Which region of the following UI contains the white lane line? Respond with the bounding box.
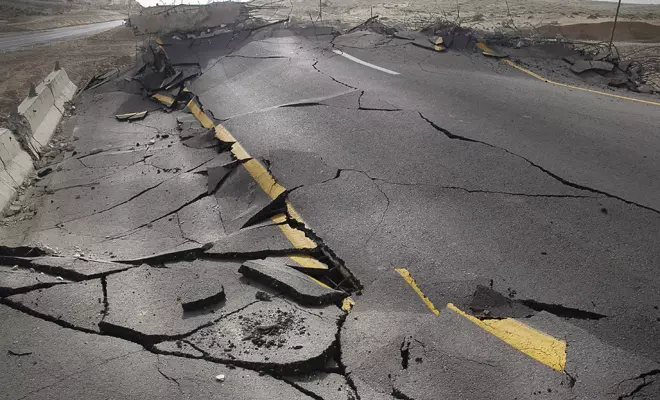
[332,49,400,75]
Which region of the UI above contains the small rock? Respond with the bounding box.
[215,374,225,382]
[65,144,75,152]
[635,84,656,94]
[149,139,156,145]
[56,276,64,281]
[514,40,524,49]
[11,265,18,271]
[255,291,272,302]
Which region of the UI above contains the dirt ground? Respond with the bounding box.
[0,26,145,126]
[253,0,660,34]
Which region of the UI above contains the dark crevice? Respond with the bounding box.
[280,102,326,108]
[156,354,183,394]
[0,281,68,298]
[312,60,359,90]
[617,369,660,399]
[0,245,49,257]
[418,112,660,214]
[333,313,362,400]
[519,299,607,320]
[400,336,411,369]
[100,275,109,319]
[278,378,327,400]
[1,297,98,334]
[392,388,416,400]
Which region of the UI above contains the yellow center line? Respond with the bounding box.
[395,268,567,372]
[187,98,329,272]
[475,40,660,107]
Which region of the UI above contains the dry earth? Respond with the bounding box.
[0,26,144,126]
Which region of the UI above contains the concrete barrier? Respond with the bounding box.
[14,68,77,151]
[0,128,34,213]
[2,67,76,213]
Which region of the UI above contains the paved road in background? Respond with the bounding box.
[0,20,124,52]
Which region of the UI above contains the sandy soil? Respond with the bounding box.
[0,26,145,126]
[0,10,127,33]
[253,0,660,34]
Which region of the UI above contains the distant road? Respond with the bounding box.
[0,20,124,52]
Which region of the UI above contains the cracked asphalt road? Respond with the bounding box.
[1,27,660,400]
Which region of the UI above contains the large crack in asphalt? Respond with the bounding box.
[617,369,660,399]
[418,112,660,214]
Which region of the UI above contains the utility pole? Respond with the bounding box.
[608,0,622,53]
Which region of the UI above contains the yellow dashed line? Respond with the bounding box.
[394,268,440,316]
[395,268,567,372]
[447,303,567,372]
[186,99,215,129]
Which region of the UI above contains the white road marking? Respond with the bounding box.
[332,49,400,75]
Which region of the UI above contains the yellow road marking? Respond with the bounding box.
[186,99,215,129]
[152,94,175,107]
[342,297,355,312]
[447,303,567,372]
[187,100,329,271]
[502,59,660,107]
[475,40,660,106]
[394,268,440,316]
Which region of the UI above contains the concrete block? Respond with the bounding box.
[129,3,246,34]
[0,128,34,213]
[15,69,76,152]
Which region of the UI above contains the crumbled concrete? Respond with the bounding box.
[8,279,105,332]
[128,3,248,35]
[100,263,231,342]
[0,265,67,297]
[164,298,343,372]
[239,259,346,306]
[570,60,614,74]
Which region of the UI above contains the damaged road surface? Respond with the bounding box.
[2,21,660,400]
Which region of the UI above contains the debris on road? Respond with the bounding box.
[570,60,615,74]
[239,259,347,306]
[115,111,148,121]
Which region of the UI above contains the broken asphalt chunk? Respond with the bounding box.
[115,111,148,121]
[0,265,68,297]
[151,93,176,108]
[99,263,229,342]
[239,259,347,306]
[182,128,224,149]
[205,224,315,258]
[181,285,225,311]
[570,60,614,74]
[207,162,237,194]
[157,298,343,373]
[214,166,286,233]
[7,279,105,332]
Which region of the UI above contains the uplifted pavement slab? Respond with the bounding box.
[144,141,223,173]
[0,265,67,297]
[284,372,357,400]
[2,256,132,280]
[391,307,571,400]
[213,164,284,233]
[525,312,660,399]
[239,259,346,306]
[163,298,343,373]
[177,195,227,244]
[0,305,314,400]
[7,279,104,332]
[206,224,314,258]
[100,263,229,343]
